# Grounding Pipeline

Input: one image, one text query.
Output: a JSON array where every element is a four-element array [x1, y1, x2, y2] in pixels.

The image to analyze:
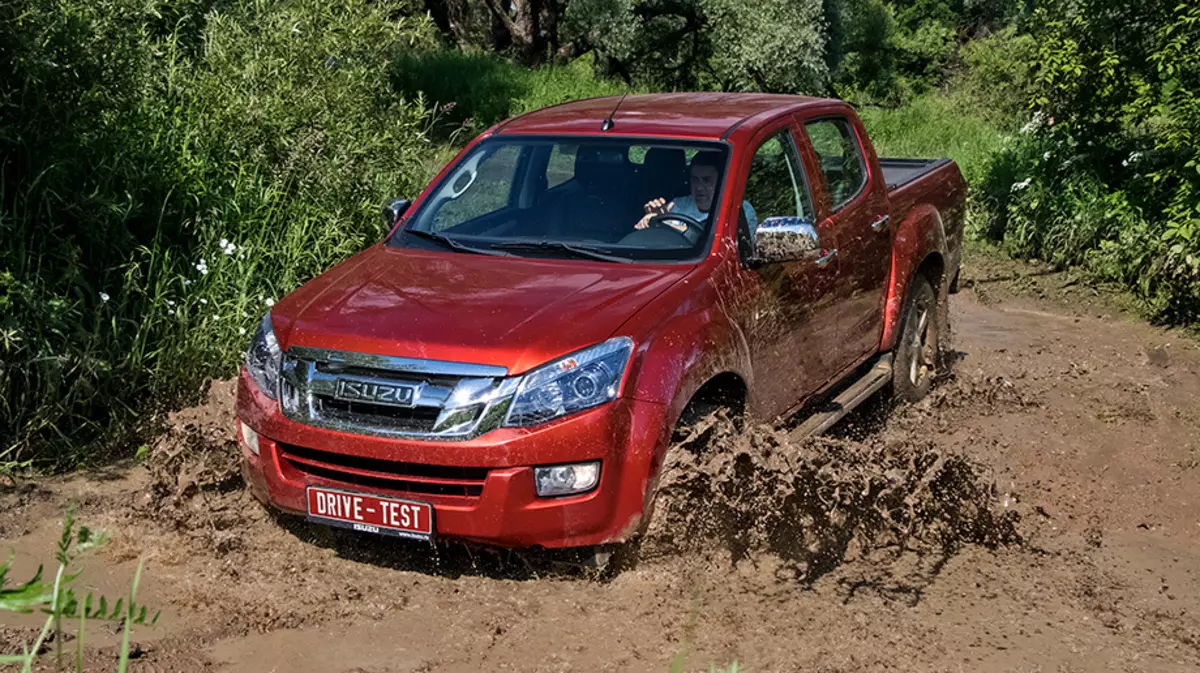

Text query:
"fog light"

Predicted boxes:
[[534, 461, 601, 497], [238, 420, 260, 456]]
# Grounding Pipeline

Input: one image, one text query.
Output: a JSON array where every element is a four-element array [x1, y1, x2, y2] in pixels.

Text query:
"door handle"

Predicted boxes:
[[815, 249, 838, 269], [871, 215, 890, 233]]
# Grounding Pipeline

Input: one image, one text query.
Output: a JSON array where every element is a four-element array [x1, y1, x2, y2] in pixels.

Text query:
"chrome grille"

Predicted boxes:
[[280, 346, 519, 440]]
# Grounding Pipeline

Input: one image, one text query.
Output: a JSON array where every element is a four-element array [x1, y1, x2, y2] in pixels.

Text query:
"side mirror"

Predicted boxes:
[[749, 216, 820, 266], [382, 198, 411, 229]]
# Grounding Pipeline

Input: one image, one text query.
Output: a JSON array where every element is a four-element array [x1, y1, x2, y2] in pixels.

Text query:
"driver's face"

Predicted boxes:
[[690, 165, 719, 212]]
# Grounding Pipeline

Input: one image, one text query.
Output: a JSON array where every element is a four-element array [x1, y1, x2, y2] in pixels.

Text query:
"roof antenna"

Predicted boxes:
[[600, 92, 628, 132]]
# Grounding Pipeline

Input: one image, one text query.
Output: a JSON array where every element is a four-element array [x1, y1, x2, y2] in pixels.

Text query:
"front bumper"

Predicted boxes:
[[235, 368, 669, 549]]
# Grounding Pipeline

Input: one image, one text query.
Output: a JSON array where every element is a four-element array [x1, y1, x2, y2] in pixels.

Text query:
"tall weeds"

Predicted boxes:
[[2, 0, 441, 467]]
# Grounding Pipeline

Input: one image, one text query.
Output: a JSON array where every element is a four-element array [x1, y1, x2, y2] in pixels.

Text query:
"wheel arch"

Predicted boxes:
[[880, 204, 948, 351]]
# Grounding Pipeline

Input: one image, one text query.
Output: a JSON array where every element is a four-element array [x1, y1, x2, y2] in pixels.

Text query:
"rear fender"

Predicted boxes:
[[880, 204, 946, 351]]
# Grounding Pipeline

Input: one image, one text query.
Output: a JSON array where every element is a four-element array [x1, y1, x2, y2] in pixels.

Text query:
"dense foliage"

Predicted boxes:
[[0, 0, 1196, 468], [981, 1, 1200, 324], [1, 0, 441, 466]]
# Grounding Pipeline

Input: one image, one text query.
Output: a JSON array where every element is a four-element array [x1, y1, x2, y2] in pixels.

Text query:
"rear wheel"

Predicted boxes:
[[893, 275, 939, 402], [948, 266, 962, 294]]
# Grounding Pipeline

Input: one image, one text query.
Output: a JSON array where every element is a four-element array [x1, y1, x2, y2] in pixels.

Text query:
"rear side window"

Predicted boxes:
[[545, 144, 576, 189], [804, 118, 867, 212]]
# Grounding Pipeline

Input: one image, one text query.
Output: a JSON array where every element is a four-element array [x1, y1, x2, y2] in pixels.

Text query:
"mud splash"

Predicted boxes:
[[138, 379, 247, 554], [641, 411, 1021, 583]]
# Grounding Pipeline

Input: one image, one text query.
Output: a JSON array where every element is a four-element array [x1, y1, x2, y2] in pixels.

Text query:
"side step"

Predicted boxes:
[[790, 354, 893, 439]]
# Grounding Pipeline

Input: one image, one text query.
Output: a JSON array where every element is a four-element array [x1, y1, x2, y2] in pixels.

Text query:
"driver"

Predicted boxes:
[[633, 151, 757, 244]]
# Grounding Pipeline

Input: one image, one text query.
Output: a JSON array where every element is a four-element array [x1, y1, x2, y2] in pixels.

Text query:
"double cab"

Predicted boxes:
[[235, 93, 967, 553]]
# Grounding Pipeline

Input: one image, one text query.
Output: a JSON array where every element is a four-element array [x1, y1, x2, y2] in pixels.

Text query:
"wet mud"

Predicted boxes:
[[643, 410, 1019, 582], [4, 256, 1200, 672]]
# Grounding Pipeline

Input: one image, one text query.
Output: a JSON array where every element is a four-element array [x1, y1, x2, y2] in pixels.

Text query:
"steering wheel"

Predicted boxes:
[[644, 211, 704, 242], [618, 210, 705, 247]]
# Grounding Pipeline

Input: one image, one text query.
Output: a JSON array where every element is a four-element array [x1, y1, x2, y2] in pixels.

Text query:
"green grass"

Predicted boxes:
[[393, 50, 628, 140], [857, 94, 1009, 188]]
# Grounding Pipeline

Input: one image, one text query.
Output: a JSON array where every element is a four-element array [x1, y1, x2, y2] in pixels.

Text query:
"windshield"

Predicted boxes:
[[390, 137, 731, 262]]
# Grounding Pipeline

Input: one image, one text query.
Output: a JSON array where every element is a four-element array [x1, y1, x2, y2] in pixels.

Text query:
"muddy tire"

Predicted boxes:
[[948, 265, 961, 294], [893, 275, 939, 403]]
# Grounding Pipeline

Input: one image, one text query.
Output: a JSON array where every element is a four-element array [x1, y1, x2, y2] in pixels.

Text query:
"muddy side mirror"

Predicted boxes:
[[382, 199, 411, 229], [749, 216, 820, 266]]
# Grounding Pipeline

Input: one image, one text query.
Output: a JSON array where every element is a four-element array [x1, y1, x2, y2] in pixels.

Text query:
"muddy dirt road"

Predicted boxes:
[[3, 253, 1200, 672]]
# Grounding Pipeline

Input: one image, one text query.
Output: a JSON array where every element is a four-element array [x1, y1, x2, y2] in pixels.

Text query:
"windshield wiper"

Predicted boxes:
[[404, 229, 512, 257], [490, 240, 632, 263]]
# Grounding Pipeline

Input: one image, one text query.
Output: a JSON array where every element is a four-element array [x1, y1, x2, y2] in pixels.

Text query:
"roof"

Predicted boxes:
[[494, 92, 830, 140]]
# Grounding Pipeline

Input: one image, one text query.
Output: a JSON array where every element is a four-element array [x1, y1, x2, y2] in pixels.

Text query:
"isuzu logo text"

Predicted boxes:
[[334, 379, 415, 407]]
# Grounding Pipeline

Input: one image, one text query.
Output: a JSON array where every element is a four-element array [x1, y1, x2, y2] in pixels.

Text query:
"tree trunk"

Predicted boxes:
[[481, 0, 551, 65], [424, 0, 476, 49]]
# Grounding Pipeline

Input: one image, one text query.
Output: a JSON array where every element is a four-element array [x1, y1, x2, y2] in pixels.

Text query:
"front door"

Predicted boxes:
[[800, 116, 892, 365], [734, 123, 843, 421]]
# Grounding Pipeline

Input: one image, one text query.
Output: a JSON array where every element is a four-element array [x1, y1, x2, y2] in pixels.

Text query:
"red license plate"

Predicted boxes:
[[306, 486, 433, 540]]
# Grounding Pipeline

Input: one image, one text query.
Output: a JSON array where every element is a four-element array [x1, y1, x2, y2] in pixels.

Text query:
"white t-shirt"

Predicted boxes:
[[670, 196, 759, 244]]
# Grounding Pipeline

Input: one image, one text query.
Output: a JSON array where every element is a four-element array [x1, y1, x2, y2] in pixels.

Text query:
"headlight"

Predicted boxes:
[[244, 311, 282, 399], [504, 337, 634, 427]]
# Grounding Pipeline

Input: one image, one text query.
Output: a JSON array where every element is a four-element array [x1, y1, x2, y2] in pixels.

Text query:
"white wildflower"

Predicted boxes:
[[1011, 178, 1033, 193], [166, 299, 175, 306], [239, 327, 247, 335], [199, 298, 208, 305], [99, 292, 110, 302], [195, 258, 209, 275], [168, 309, 175, 316], [219, 238, 228, 248], [1020, 111, 1046, 135], [183, 279, 192, 286], [222, 240, 237, 256], [265, 298, 275, 307], [1122, 160, 1128, 167], [1043, 151, 1051, 161]]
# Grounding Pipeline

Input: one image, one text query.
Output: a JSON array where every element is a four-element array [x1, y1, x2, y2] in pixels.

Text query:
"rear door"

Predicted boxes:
[[734, 120, 842, 420], [799, 116, 892, 365]]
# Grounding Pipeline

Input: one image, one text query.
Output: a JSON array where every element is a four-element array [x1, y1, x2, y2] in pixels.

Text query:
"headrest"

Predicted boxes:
[[575, 145, 626, 186], [643, 147, 686, 175]]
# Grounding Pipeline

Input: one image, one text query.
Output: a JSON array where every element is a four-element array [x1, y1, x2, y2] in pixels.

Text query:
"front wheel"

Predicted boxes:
[[892, 275, 939, 402]]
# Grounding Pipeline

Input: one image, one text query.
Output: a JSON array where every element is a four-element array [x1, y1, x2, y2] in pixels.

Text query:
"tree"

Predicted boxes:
[[563, 0, 827, 92], [424, 0, 567, 64]]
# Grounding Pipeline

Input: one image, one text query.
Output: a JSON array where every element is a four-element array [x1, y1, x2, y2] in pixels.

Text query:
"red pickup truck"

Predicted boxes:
[[236, 93, 966, 556]]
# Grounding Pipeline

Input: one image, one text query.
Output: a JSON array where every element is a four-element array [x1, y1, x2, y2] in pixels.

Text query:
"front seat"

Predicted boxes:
[[550, 146, 629, 241], [638, 147, 688, 206]]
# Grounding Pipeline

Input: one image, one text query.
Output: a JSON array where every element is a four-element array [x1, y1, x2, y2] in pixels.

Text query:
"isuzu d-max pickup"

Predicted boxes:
[[235, 93, 966, 555]]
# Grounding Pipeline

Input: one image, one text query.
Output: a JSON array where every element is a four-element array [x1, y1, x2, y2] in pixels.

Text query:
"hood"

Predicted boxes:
[[275, 245, 693, 375]]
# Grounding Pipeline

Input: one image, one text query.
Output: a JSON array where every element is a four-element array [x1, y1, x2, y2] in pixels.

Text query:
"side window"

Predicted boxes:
[[804, 118, 867, 211], [432, 145, 522, 231], [545, 144, 576, 189], [744, 130, 814, 223], [740, 129, 815, 261]]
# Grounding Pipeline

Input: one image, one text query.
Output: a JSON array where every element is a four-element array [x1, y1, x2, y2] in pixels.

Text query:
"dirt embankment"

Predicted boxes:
[[3, 253, 1200, 672]]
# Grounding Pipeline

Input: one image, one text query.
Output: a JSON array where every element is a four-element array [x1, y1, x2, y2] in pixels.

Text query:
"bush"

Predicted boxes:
[[0, 0, 442, 467], [391, 50, 626, 138], [953, 27, 1038, 128], [980, 1, 1200, 325]]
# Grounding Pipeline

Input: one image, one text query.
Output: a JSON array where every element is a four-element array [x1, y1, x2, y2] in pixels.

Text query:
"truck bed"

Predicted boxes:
[[879, 157, 953, 191]]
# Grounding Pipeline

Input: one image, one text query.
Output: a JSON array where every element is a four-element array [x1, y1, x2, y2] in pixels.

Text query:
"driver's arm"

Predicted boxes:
[[634, 198, 674, 230]]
